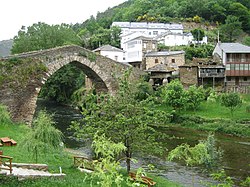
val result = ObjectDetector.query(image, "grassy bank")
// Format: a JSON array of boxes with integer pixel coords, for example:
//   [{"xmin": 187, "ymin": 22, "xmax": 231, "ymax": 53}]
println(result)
[
  {"xmin": 155, "ymin": 94, "xmax": 250, "ymax": 137},
  {"xmin": 0, "ymin": 106, "xmax": 181, "ymax": 187}
]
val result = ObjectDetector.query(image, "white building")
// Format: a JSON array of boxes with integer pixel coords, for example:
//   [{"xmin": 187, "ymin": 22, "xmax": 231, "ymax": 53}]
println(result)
[
  {"xmin": 157, "ymin": 32, "xmax": 193, "ymax": 46},
  {"xmin": 123, "ymin": 36, "xmax": 158, "ymax": 65},
  {"xmin": 93, "ymin": 45, "xmax": 125, "ymax": 63},
  {"xmin": 112, "ymin": 22, "xmax": 184, "ymax": 38},
  {"xmin": 157, "ymin": 31, "xmax": 207, "ymax": 46}
]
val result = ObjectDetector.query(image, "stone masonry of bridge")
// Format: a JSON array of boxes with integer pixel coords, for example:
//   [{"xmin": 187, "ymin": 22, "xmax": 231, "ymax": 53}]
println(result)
[{"xmin": 0, "ymin": 45, "xmax": 143, "ymax": 124}]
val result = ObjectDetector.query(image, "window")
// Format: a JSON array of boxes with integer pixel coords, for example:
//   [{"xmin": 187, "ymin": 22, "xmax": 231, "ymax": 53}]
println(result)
[
  {"xmin": 155, "ymin": 59, "xmax": 159, "ymax": 64},
  {"xmin": 240, "ymin": 64, "xmax": 244, "ymax": 70},
  {"xmin": 153, "ymin": 31, "xmax": 158, "ymax": 35},
  {"xmin": 227, "ymin": 77, "xmax": 231, "ymax": 81},
  {"xmin": 244, "ymin": 64, "xmax": 249, "ymax": 71},
  {"xmin": 152, "ymin": 43, "xmax": 155, "ymax": 49},
  {"xmin": 149, "ymin": 32, "xmax": 151, "ymax": 35},
  {"xmin": 123, "ymin": 57, "xmax": 126, "ymax": 60},
  {"xmin": 243, "ymin": 77, "xmax": 248, "ymax": 81},
  {"xmin": 226, "ymin": 64, "xmax": 230, "ymax": 70},
  {"xmin": 230, "ymin": 64, "xmax": 235, "ymax": 70},
  {"xmin": 115, "ymin": 56, "xmax": 118, "ymax": 61},
  {"xmin": 235, "ymin": 64, "xmax": 240, "ymax": 70},
  {"xmin": 143, "ymin": 43, "xmax": 147, "ymax": 49},
  {"xmin": 172, "ymin": 59, "xmax": 176, "ymax": 63}
]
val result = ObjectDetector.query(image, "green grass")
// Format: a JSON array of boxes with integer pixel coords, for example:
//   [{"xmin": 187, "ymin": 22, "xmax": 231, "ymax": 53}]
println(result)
[
  {"xmin": 183, "ymin": 100, "xmax": 250, "ymax": 120},
  {"xmin": 0, "ymin": 111, "xmax": 181, "ymax": 187},
  {"xmin": 153, "ymin": 94, "xmax": 250, "ymax": 137},
  {"xmin": 156, "ymin": 94, "xmax": 250, "ymax": 120}
]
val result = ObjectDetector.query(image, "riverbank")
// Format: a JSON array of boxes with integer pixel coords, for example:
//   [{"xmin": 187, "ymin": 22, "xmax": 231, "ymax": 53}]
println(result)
[
  {"xmin": 0, "ymin": 107, "xmax": 181, "ymax": 187},
  {"xmin": 155, "ymin": 94, "xmax": 250, "ymax": 137}
]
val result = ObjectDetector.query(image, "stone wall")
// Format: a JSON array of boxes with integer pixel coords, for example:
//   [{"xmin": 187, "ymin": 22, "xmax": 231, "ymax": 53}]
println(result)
[
  {"xmin": 145, "ymin": 53, "xmax": 185, "ymax": 70},
  {"xmin": 179, "ymin": 66, "xmax": 198, "ymax": 87}
]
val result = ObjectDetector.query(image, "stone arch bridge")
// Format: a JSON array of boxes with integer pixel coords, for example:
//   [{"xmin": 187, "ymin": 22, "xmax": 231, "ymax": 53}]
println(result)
[{"xmin": 0, "ymin": 45, "xmax": 142, "ymax": 124}]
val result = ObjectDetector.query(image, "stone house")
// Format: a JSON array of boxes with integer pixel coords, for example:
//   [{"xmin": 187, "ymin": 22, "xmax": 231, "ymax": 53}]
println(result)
[
  {"xmin": 146, "ymin": 64, "xmax": 175, "ymax": 88},
  {"xmin": 179, "ymin": 59, "xmax": 225, "ymax": 90},
  {"xmin": 213, "ymin": 42, "xmax": 250, "ymax": 93},
  {"xmin": 145, "ymin": 51, "xmax": 185, "ymax": 70}
]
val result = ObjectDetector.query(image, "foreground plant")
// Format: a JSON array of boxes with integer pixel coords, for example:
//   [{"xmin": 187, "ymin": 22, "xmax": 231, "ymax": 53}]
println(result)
[
  {"xmin": 168, "ymin": 133, "xmax": 223, "ymax": 168},
  {"xmin": 21, "ymin": 110, "xmax": 63, "ymax": 163},
  {"xmin": 71, "ymin": 70, "xmax": 168, "ymax": 173}
]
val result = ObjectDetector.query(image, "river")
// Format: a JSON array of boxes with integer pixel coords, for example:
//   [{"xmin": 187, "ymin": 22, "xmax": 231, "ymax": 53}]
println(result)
[{"xmin": 35, "ymin": 99, "xmax": 250, "ymax": 187}]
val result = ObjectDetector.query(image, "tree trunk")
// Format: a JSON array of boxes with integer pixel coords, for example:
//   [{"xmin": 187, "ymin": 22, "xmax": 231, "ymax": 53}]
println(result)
[
  {"xmin": 126, "ymin": 150, "xmax": 131, "ymax": 173},
  {"xmin": 125, "ymin": 137, "xmax": 131, "ymax": 173}
]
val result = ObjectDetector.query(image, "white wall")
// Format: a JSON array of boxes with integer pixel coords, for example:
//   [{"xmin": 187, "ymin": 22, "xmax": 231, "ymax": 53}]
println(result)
[
  {"xmin": 124, "ymin": 39, "xmax": 143, "ymax": 62},
  {"xmin": 164, "ymin": 34, "xmax": 193, "ymax": 46},
  {"xmin": 100, "ymin": 51, "xmax": 125, "ymax": 63}
]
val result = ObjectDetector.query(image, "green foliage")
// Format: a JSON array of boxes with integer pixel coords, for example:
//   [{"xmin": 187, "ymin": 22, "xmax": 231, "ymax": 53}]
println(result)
[
  {"xmin": 228, "ymin": 2, "xmax": 250, "ymax": 33},
  {"xmin": 209, "ymin": 170, "xmax": 234, "ymax": 187},
  {"xmin": 90, "ymin": 133, "xmax": 126, "ymax": 187},
  {"xmin": 0, "ymin": 58, "xmax": 47, "ymax": 89},
  {"xmin": 219, "ymin": 15, "xmax": 243, "ymax": 42},
  {"xmin": 185, "ymin": 86, "xmax": 205, "ymax": 111},
  {"xmin": 11, "ymin": 22, "xmax": 81, "ymax": 54},
  {"xmin": 0, "ymin": 104, "xmax": 12, "ymax": 125},
  {"xmin": 39, "ymin": 63, "xmax": 85, "ymax": 103},
  {"xmin": 21, "ymin": 110, "xmax": 63, "ymax": 163},
  {"xmin": 134, "ymin": 81, "xmax": 154, "ymax": 101},
  {"xmin": 0, "ymin": 118, "xmax": 178, "ymax": 187},
  {"xmin": 241, "ymin": 177, "xmax": 250, "ymax": 187},
  {"xmin": 243, "ymin": 36, "xmax": 250, "ymax": 46},
  {"xmin": 246, "ymin": 105, "xmax": 250, "ymax": 113},
  {"xmin": 168, "ymin": 133, "xmax": 223, "ymax": 168},
  {"xmin": 159, "ymin": 44, "xmax": 215, "ymax": 60},
  {"xmin": 191, "ymin": 28, "xmax": 205, "ymax": 41},
  {"xmin": 70, "ymin": 70, "xmax": 168, "ymax": 173},
  {"xmin": 220, "ymin": 92, "xmax": 242, "ymax": 116},
  {"xmin": 161, "ymin": 80, "xmax": 186, "ymax": 111}
]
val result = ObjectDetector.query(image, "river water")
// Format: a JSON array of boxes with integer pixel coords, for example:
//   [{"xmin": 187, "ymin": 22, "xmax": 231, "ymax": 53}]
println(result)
[{"xmin": 35, "ymin": 99, "xmax": 250, "ymax": 186}]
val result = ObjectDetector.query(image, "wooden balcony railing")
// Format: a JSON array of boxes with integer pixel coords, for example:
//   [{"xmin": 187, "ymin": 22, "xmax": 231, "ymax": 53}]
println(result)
[
  {"xmin": 199, "ymin": 72, "xmax": 225, "ymax": 77},
  {"xmin": 0, "ymin": 155, "xmax": 13, "ymax": 174}
]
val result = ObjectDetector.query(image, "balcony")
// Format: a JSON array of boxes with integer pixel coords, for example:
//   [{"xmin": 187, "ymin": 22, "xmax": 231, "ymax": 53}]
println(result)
[{"xmin": 199, "ymin": 72, "xmax": 225, "ymax": 78}]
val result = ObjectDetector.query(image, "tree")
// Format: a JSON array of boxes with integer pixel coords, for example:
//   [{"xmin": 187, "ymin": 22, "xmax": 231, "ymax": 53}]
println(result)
[
  {"xmin": 161, "ymin": 80, "xmax": 186, "ymax": 111},
  {"xmin": 191, "ymin": 29, "xmax": 205, "ymax": 43},
  {"xmin": 243, "ymin": 36, "xmax": 250, "ymax": 46},
  {"xmin": 185, "ymin": 86, "xmax": 205, "ymax": 111},
  {"xmin": 70, "ymin": 70, "xmax": 168, "ymax": 173},
  {"xmin": 11, "ymin": 22, "xmax": 81, "ymax": 54},
  {"xmin": 220, "ymin": 92, "xmax": 242, "ymax": 116},
  {"xmin": 219, "ymin": 16, "xmax": 243, "ymax": 42},
  {"xmin": 90, "ymin": 133, "xmax": 126, "ymax": 187},
  {"xmin": 228, "ymin": 2, "xmax": 250, "ymax": 33},
  {"xmin": 39, "ymin": 63, "xmax": 85, "ymax": 103},
  {"xmin": 21, "ymin": 110, "xmax": 63, "ymax": 163}
]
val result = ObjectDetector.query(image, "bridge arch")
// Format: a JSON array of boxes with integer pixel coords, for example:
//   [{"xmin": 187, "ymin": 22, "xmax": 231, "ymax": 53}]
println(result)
[{"xmin": 0, "ymin": 45, "xmax": 142, "ymax": 124}]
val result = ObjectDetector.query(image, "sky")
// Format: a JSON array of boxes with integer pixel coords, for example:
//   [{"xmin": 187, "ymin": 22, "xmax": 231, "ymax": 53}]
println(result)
[{"xmin": 0, "ymin": 0, "xmax": 126, "ymax": 41}]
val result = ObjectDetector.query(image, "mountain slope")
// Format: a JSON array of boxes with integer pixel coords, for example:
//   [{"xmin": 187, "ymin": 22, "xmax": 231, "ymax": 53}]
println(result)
[{"xmin": 0, "ymin": 39, "xmax": 13, "ymax": 57}]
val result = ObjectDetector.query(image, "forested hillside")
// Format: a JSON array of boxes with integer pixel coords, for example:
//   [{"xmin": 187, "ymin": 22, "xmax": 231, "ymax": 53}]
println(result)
[{"xmin": 73, "ymin": 0, "xmax": 250, "ymax": 49}]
